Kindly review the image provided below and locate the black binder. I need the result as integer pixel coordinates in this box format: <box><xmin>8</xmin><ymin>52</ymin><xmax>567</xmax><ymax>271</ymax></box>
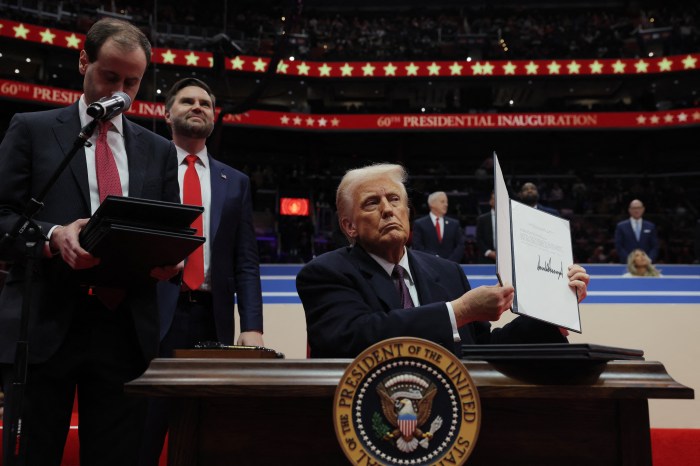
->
<box><xmin>78</xmin><ymin>195</ymin><xmax>205</xmax><ymax>286</ymax></box>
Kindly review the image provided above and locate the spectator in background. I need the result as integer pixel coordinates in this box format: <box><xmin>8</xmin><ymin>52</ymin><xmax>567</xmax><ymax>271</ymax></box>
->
<box><xmin>614</xmin><ymin>199</ymin><xmax>659</xmax><ymax>263</ymax></box>
<box><xmin>519</xmin><ymin>182</ymin><xmax>560</xmax><ymax>216</ymax></box>
<box><xmin>412</xmin><ymin>191</ymin><xmax>465</xmax><ymax>263</ymax></box>
<box><xmin>623</xmin><ymin>249</ymin><xmax>661</xmax><ymax>277</ymax></box>
<box><xmin>476</xmin><ymin>191</ymin><xmax>496</xmax><ymax>263</ymax></box>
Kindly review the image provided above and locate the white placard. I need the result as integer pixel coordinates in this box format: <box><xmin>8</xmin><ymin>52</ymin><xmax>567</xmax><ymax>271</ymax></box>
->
<box><xmin>493</xmin><ymin>153</ymin><xmax>513</xmax><ymax>287</ymax></box>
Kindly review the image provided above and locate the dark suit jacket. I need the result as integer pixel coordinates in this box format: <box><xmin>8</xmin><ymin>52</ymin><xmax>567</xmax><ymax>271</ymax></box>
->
<box><xmin>157</xmin><ymin>154</ymin><xmax>263</xmax><ymax>344</ymax></box>
<box><xmin>296</xmin><ymin>246</ymin><xmax>565</xmax><ymax>358</ymax></box>
<box><xmin>535</xmin><ymin>203</ymin><xmax>560</xmax><ymax>217</ymax></box>
<box><xmin>0</xmin><ymin>102</ymin><xmax>179</xmax><ymax>364</ymax></box>
<box><xmin>411</xmin><ymin>215</ymin><xmax>465</xmax><ymax>262</ymax></box>
<box><xmin>475</xmin><ymin>211</ymin><xmax>495</xmax><ymax>263</ymax></box>
<box><xmin>615</xmin><ymin>218</ymin><xmax>659</xmax><ymax>263</ymax></box>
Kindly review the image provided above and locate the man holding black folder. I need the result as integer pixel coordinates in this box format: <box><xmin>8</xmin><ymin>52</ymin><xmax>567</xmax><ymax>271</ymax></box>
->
<box><xmin>0</xmin><ymin>18</ymin><xmax>181</xmax><ymax>466</ymax></box>
<box><xmin>138</xmin><ymin>78</ymin><xmax>264</xmax><ymax>466</ymax></box>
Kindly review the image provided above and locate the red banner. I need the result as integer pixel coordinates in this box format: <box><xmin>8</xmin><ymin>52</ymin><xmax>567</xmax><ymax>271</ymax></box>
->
<box><xmin>2</xmin><ymin>80</ymin><xmax>699</xmax><ymax>130</ymax></box>
<box><xmin>1</xmin><ymin>18</ymin><xmax>698</xmax><ymax>78</ymax></box>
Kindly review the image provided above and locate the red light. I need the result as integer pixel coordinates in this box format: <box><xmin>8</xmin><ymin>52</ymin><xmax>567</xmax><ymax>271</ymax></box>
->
<box><xmin>280</xmin><ymin>197</ymin><xmax>310</xmax><ymax>216</ymax></box>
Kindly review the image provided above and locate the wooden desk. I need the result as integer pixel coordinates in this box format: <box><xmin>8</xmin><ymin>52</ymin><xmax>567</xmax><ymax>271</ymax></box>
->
<box><xmin>126</xmin><ymin>359</ymin><xmax>693</xmax><ymax>466</ymax></box>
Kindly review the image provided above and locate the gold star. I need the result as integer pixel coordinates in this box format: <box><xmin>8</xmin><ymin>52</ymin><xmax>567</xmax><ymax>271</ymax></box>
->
<box><xmin>340</xmin><ymin>63</ymin><xmax>354</xmax><ymax>76</ymax></box>
<box><xmin>567</xmin><ymin>61</ymin><xmax>581</xmax><ymax>74</ymax></box>
<box><xmin>589</xmin><ymin>61</ymin><xmax>604</xmax><ymax>74</ymax></box>
<box><xmin>318</xmin><ymin>118</ymin><xmax>328</xmax><ymax>127</ymax></box>
<box><xmin>612</xmin><ymin>60</ymin><xmax>626</xmax><ymax>73</ymax></box>
<box><xmin>650</xmin><ymin>115</ymin><xmax>660</xmax><ymax>124</ymax></box>
<box><xmin>297</xmin><ymin>61</ymin><xmax>310</xmax><ymax>75</ymax></box>
<box><xmin>449</xmin><ymin>62</ymin><xmax>463</xmax><ymax>75</ymax></box>
<box><xmin>230</xmin><ymin>56</ymin><xmax>245</xmax><ymax>70</ymax></box>
<box><xmin>682</xmin><ymin>55</ymin><xmax>697</xmax><ymax>69</ymax></box>
<box><xmin>383</xmin><ymin>63</ymin><xmax>397</xmax><ymax>76</ymax></box>
<box><xmin>502</xmin><ymin>61</ymin><xmax>516</xmax><ymax>75</ymax></box>
<box><xmin>547</xmin><ymin>61</ymin><xmax>561</xmax><ymax>74</ymax></box>
<box><xmin>39</xmin><ymin>28</ymin><xmax>56</xmax><ymax>44</ymax></box>
<box><xmin>276</xmin><ymin>61</ymin><xmax>289</xmax><ymax>73</ymax></box>
<box><xmin>13</xmin><ymin>23</ymin><xmax>29</xmax><ymax>39</ymax></box>
<box><xmin>636</xmin><ymin>115</ymin><xmax>647</xmax><ymax>124</ymax></box>
<box><xmin>305</xmin><ymin>117</ymin><xmax>315</xmax><ymax>126</ymax></box>
<box><xmin>161</xmin><ymin>49</ymin><xmax>176</xmax><ymax>64</ymax></box>
<box><xmin>318</xmin><ymin>63</ymin><xmax>332</xmax><ymax>76</ymax></box>
<box><xmin>677</xmin><ymin>112</ymin><xmax>688</xmax><ymax>122</ymax></box>
<box><xmin>207</xmin><ymin>56</ymin><xmax>213</xmax><ymax>68</ymax></box>
<box><xmin>525</xmin><ymin>61</ymin><xmax>539</xmax><ymax>75</ymax></box>
<box><xmin>663</xmin><ymin>114</ymin><xmax>674</xmax><ymax>123</ymax></box>
<box><xmin>331</xmin><ymin>118</ymin><xmax>340</xmax><ymax>127</ymax></box>
<box><xmin>692</xmin><ymin>112</ymin><xmax>700</xmax><ymax>121</ymax></box>
<box><xmin>482</xmin><ymin>62</ymin><xmax>494</xmax><ymax>75</ymax></box>
<box><xmin>471</xmin><ymin>62</ymin><xmax>483</xmax><ymax>75</ymax></box>
<box><xmin>658</xmin><ymin>58</ymin><xmax>673</xmax><ymax>72</ymax></box>
<box><xmin>280</xmin><ymin>115</ymin><xmax>290</xmax><ymax>125</ymax></box>
<box><xmin>185</xmin><ymin>52</ymin><xmax>200</xmax><ymax>66</ymax></box>
<box><xmin>427</xmin><ymin>62</ymin><xmax>441</xmax><ymax>76</ymax></box>
<box><xmin>253</xmin><ymin>58</ymin><xmax>267</xmax><ymax>72</ymax></box>
<box><xmin>361</xmin><ymin>62</ymin><xmax>376</xmax><ymax>76</ymax></box>
<box><xmin>405</xmin><ymin>62</ymin><xmax>419</xmax><ymax>76</ymax></box>
<box><xmin>634</xmin><ymin>60</ymin><xmax>649</xmax><ymax>73</ymax></box>
<box><xmin>65</xmin><ymin>33</ymin><xmax>81</xmax><ymax>49</ymax></box>
<box><xmin>292</xmin><ymin>116</ymin><xmax>302</xmax><ymax>125</ymax></box>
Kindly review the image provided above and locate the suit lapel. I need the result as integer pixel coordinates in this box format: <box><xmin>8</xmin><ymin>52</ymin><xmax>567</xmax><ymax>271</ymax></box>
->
<box><xmin>407</xmin><ymin>251</ymin><xmax>442</xmax><ymax>305</ymax></box>
<box><xmin>124</xmin><ymin>119</ymin><xmax>147</xmax><ymax>198</ymax></box>
<box><xmin>208</xmin><ymin>155</ymin><xmax>225</xmax><ymax>242</ymax></box>
<box><xmin>54</xmin><ymin>103</ymin><xmax>90</xmax><ymax>211</ymax></box>
<box><xmin>349</xmin><ymin>246</ymin><xmax>402</xmax><ymax>311</ymax></box>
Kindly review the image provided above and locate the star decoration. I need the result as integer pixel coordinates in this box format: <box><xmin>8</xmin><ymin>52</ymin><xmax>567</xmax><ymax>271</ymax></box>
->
<box><xmin>296</xmin><ymin>61</ymin><xmax>310</xmax><ymax>75</ymax></box>
<box><xmin>482</xmin><ymin>61</ymin><xmax>494</xmax><ymax>74</ymax></box>
<box><xmin>692</xmin><ymin>112</ymin><xmax>700</xmax><ymax>121</ymax></box>
<box><xmin>502</xmin><ymin>61</ymin><xmax>516</xmax><ymax>75</ymax></box>
<box><xmin>612</xmin><ymin>60</ymin><xmax>626</xmax><ymax>73</ymax></box>
<box><xmin>636</xmin><ymin>115</ymin><xmax>647</xmax><ymax>124</ymax></box>
<box><xmin>567</xmin><ymin>61</ymin><xmax>581</xmax><ymax>74</ymax></box>
<box><xmin>207</xmin><ymin>56</ymin><xmax>213</xmax><ymax>68</ymax></box>
<box><xmin>185</xmin><ymin>52</ymin><xmax>200</xmax><ymax>66</ymax></box>
<box><xmin>547</xmin><ymin>61</ymin><xmax>562</xmax><ymax>74</ymax></box>
<box><xmin>253</xmin><ymin>58</ymin><xmax>267</xmax><ymax>72</ymax></box>
<box><xmin>65</xmin><ymin>33</ymin><xmax>81</xmax><ymax>49</ymax></box>
<box><xmin>677</xmin><ymin>112</ymin><xmax>688</xmax><ymax>122</ymax></box>
<box><xmin>589</xmin><ymin>61</ymin><xmax>604</xmax><ymax>74</ymax></box>
<box><xmin>292</xmin><ymin>116</ymin><xmax>302</xmax><ymax>125</ymax></box>
<box><xmin>650</xmin><ymin>115</ymin><xmax>660</xmax><ymax>124</ymax></box>
<box><xmin>383</xmin><ymin>63</ymin><xmax>397</xmax><ymax>76</ymax></box>
<box><xmin>658</xmin><ymin>58</ymin><xmax>673</xmax><ymax>72</ymax></box>
<box><xmin>318</xmin><ymin>117</ymin><xmax>328</xmax><ymax>127</ymax></box>
<box><xmin>230</xmin><ymin>56</ymin><xmax>245</xmax><ymax>70</ymax></box>
<box><xmin>13</xmin><ymin>23</ymin><xmax>29</xmax><ymax>39</ymax></box>
<box><xmin>276</xmin><ymin>61</ymin><xmax>289</xmax><ymax>73</ymax></box>
<box><xmin>340</xmin><ymin>63</ymin><xmax>354</xmax><ymax>76</ymax></box>
<box><xmin>318</xmin><ymin>63</ymin><xmax>332</xmax><ymax>76</ymax></box>
<box><xmin>159</xmin><ymin>50</ymin><xmax>177</xmax><ymax>64</ymax></box>
<box><xmin>682</xmin><ymin>55</ymin><xmax>697</xmax><ymax>69</ymax></box>
<box><xmin>525</xmin><ymin>61</ymin><xmax>539</xmax><ymax>74</ymax></box>
<box><xmin>427</xmin><ymin>62</ymin><xmax>441</xmax><ymax>75</ymax></box>
<box><xmin>305</xmin><ymin>117</ymin><xmax>315</xmax><ymax>126</ymax></box>
<box><xmin>471</xmin><ymin>62</ymin><xmax>483</xmax><ymax>75</ymax></box>
<box><xmin>663</xmin><ymin>114</ymin><xmax>674</xmax><ymax>123</ymax></box>
<box><xmin>362</xmin><ymin>62</ymin><xmax>376</xmax><ymax>76</ymax></box>
<box><xmin>405</xmin><ymin>62</ymin><xmax>419</xmax><ymax>76</ymax></box>
<box><xmin>449</xmin><ymin>62</ymin><xmax>463</xmax><ymax>75</ymax></box>
<box><xmin>39</xmin><ymin>28</ymin><xmax>56</xmax><ymax>44</ymax></box>
<box><xmin>634</xmin><ymin>60</ymin><xmax>649</xmax><ymax>73</ymax></box>
<box><xmin>331</xmin><ymin>118</ymin><xmax>340</xmax><ymax>126</ymax></box>
<box><xmin>280</xmin><ymin>115</ymin><xmax>290</xmax><ymax>124</ymax></box>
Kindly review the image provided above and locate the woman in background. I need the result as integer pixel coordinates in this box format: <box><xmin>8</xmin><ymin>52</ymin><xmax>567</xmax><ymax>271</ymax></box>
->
<box><xmin>624</xmin><ymin>249</ymin><xmax>661</xmax><ymax>277</ymax></box>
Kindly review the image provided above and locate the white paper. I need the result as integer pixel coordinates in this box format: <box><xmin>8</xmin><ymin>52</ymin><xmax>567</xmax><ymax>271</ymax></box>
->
<box><xmin>510</xmin><ymin>200</ymin><xmax>581</xmax><ymax>332</ymax></box>
<box><xmin>493</xmin><ymin>153</ymin><xmax>513</xmax><ymax>287</ymax></box>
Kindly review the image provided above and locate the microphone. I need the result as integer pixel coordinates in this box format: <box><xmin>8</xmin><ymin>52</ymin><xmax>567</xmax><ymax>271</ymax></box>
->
<box><xmin>86</xmin><ymin>92</ymin><xmax>132</xmax><ymax>120</ymax></box>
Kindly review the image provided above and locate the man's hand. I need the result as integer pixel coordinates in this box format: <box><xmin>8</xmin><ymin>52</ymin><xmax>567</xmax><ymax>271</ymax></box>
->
<box><xmin>237</xmin><ymin>331</ymin><xmax>264</xmax><ymax>347</ymax></box>
<box><xmin>451</xmin><ymin>284</ymin><xmax>514</xmax><ymax>327</ymax></box>
<box><xmin>150</xmin><ymin>260</ymin><xmax>184</xmax><ymax>281</ymax></box>
<box><xmin>486</xmin><ymin>250</ymin><xmax>496</xmax><ymax>260</ymax></box>
<box><xmin>50</xmin><ymin>219</ymin><xmax>100</xmax><ymax>269</ymax></box>
<box><xmin>567</xmin><ymin>264</ymin><xmax>590</xmax><ymax>302</ymax></box>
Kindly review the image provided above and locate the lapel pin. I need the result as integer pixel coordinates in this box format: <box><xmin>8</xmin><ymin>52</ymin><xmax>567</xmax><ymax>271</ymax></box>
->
<box><xmin>220</xmin><ymin>172</ymin><xmax>227</xmax><ymax>179</ymax></box>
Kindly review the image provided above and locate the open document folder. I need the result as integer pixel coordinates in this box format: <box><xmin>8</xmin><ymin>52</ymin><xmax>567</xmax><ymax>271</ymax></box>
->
<box><xmin>493</xmin><ymin>153</ymin><xmax>581</xmax><ymax>332</ymax></box>
<box><xmin>78</xmin><ymin>195</ymin><xmax>205</xmax><ymax>286</ymax></box>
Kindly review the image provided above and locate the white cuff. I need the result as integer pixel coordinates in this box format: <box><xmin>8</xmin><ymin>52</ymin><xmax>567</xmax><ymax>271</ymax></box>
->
<box><xmin>445</xmin><ymin>302</ymin><xmax>461</xmax><ymax>343</ymax></box>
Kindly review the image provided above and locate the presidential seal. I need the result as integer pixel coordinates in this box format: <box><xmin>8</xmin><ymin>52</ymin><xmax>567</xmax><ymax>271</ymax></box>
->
<box><xmin>334</xmin><ymin>338</ymin><xmax>481</xmax><ymax>466</ymax></box>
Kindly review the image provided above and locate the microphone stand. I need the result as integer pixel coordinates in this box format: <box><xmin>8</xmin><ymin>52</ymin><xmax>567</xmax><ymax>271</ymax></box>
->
<box><xmin>2</xmin><ymin>119</ymin><xmax>99</xmax><ymax>466</ymax></box>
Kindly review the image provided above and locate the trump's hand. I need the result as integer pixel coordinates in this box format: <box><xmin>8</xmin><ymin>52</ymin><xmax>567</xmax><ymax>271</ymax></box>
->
<box><xmin>567</xmin><ymin>264</ymin><xmax>590</xmax><ymax>302</ymax></box>
<box><xmin>451</xmin><ymin>284</ymin><xmax>514</xmax><ymax>327</ymax></box>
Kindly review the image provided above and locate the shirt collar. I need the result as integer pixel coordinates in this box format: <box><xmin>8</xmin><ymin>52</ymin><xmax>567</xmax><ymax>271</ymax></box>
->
<box><xmin>175</xmin><ymin>145</ymin><xmax>209</xmax><ymax>169</ymax></box>
<box><xmin>79</xmin><ymin>94</ymin><xmax>124</xmax><ymax>136</ymax></box>
<box><xmin>429</xmin><ymin>212</ymin><xmax>440</xmax><ymax>223</ymax></box>
<box><xmin>367</xmin><ymin>247</ymin><xmax>414</xmax><ymax>285</ymax></box>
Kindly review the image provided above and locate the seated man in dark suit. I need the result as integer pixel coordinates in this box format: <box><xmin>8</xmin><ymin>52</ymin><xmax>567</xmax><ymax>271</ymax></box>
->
<box><xmin>296</xmin><ymin>164</ymin><xmax>589</xmax><ymax>358</ymax></box>
<box><xmin>412</xmin><ymin>191</ymin><xmax>465</xmax><ymax>262</ymax></box>
<box><xmin>519</xmin><ymin>182</ymin><xmax>560</xmax><ymax>216</ymax></box>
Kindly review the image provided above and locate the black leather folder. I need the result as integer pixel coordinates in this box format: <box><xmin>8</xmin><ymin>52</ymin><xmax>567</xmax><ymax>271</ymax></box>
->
<box><xmin>461</xmin><ymin>343</ymin><xmax>644</xmax><ymax>362</ymax></box>
<box><xmin>78</xmin><ymin>196</ymin><xmax>205</xmax><ymax>286</ymax></box>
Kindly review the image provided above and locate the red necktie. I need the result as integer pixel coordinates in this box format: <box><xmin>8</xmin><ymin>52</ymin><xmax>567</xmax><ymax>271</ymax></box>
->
<box><xmin>435</xmin><ymin>217</ymin><xmax>442</xmax><ymax>243</ymax></box>
<box><xmin>95</xmin><ymin>121</ymin><xmax>122</xmax><ymax>203</ymax></box>
<box><xmin>182</xmin><ymin>155</ymin><xmax>204</xmax><ymax>291</ymax></box>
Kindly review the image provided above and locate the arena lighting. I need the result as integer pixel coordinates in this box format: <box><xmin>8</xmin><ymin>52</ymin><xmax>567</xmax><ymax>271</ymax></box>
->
<box><xmin>280</xmin><ymin>197</ymin><xmax>310</xmax><ymax>216</ymax></box>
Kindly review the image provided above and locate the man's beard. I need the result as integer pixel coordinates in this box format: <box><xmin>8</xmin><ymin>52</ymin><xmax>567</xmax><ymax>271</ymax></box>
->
<box><xmin>521</xmin><ymin>194</ymin><xmax>538</xmax><ymax>206</ymax></box>
<box><xmin>172</xmin><ymin>116</ymin><xmax>213</xmax><ymax>139</ymax></box>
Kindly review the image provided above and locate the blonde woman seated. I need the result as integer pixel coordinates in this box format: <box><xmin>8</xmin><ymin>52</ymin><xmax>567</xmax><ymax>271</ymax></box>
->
<box><xmin>623</xmin><ymin>249</ymin><xmax>661</xmax><ymax>277</ymax></box>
